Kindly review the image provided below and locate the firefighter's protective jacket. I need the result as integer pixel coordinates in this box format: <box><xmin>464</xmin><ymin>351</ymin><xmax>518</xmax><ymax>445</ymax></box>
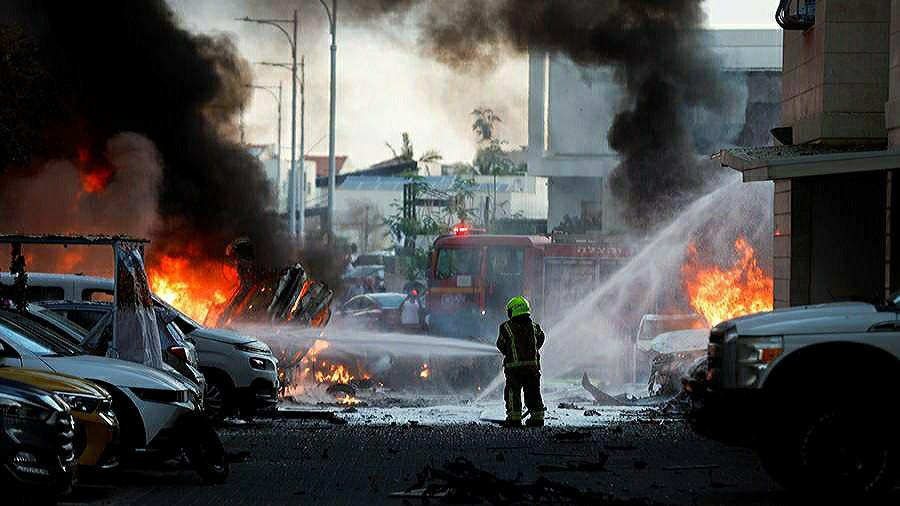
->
<box><xmin>496</xmin><ymin>315</ymin><xmax>545</xmax><ymax>369</ymax></box>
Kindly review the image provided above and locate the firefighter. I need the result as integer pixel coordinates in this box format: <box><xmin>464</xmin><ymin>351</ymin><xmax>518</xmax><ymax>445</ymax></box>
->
<box><xmin>497</xmin><ymin>296</ymin><xmax>546</xmax><ymax>427</ymax></box>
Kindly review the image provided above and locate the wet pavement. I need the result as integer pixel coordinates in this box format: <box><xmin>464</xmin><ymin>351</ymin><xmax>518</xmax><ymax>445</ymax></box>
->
<box><xmin>60</xmin><ymin>404</ymin><xmax>823</xmax><ymax>506</ymax></box>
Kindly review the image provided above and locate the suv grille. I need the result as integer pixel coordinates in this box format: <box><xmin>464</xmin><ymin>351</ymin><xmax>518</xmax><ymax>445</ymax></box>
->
<box><xmin>57</xmin><ymin>413</ymin><xmax>76</xmax><ymax>465</ymax></box>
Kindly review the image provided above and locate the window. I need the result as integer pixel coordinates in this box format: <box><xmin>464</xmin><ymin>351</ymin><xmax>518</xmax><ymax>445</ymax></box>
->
<box><xmin>59</xmin><ymin>309</ymin><xmax>107</xmax><ymax>332</ymax></box>
<box><xmin>83</xmin><ymin>289</ymin><xmax>114</xmax><ymax>302</ymax></box>
<box><xmin>436</xmin><ymin>248</ymin><xmax>480</xmax><ymax>280</ymax></box>
<box><xmin>25</xmin><ymin>285</ymin><xmax>64</xmax><ymax>301</ymax></box>
<box><xmin>487</xmin><ymin>248</ymin><xmax>524</xmax><ymax>277</ymax></box>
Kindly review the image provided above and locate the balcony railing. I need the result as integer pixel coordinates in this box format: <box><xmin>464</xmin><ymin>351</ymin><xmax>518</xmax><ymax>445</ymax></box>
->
<box><xmin>776</xmin><ymin>0</ymin><xmax>816</xmax><ymax>30</ymax></box>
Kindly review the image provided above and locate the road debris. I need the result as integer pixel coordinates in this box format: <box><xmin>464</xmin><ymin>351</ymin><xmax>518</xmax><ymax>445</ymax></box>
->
<box><xmin>581</xmin><ymin>372</ymin><xmax>624</xmax><ymax>406</ymax></box>
<box><xmin>391</xmin><ymin>457</ymin><xmax>655</xmax><ymax>504</ymax></box>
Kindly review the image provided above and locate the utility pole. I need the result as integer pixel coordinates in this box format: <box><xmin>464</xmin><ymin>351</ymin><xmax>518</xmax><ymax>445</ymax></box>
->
<box><xmin>298</xmin><ymin>56</ymin><xmax>306</xmax><ymax>241</ymax></box>
<box><xmin>237</xmin><ymin>11</ymin><xmax>299</xmax><ymax>237</ymax></box>
<box><xmin>320</xmin><ymin>0</ymin><xmax>338</xmax><ymax>239</ymax></box>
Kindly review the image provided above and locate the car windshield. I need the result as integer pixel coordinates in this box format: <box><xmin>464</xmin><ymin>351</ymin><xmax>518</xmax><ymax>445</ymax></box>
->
<box><xmin>152</xmin><ymin>295</ymin><xmax>201</xmax><ymax>334</ymax></box>
<box><xmin>28</xmin><ymin>305</ymin><xmax>89</xmax><ymax>342</ymax></box>
<box><xmin>370</xmin><ymin>293</ymin><xmax>405</xmax><ymax>309</ymax></box>
<box><xmin>0</xmin><ymin>311</ymin><xmax>82</xmax><ymax>357</ymax></box>
<box><xmin>435</xmin><ymin>248</ymin><xmax>480</xmax><ymax>279</ymax></box>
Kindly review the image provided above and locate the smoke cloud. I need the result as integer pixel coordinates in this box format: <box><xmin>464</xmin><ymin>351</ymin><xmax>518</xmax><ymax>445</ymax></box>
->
<box><xmin>0</xmin><ymin>1</ymin><xmax>293</xmax><ymax>270</ymax></box>
<box><xmin>342</xmin><ymin>0</ymin><xmax>729</xmax><ymax>228</ymax></box>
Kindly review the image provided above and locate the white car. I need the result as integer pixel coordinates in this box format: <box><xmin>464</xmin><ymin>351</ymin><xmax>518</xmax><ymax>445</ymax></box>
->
<box><xmin>6</xmin><ymin>272</ymin><xmax>279</xmax><ymax>417</ymax></box>
<box><xmin>689</xmin><ymin>300</ymin><xmax>900</xmax><ymax>495</ymax></box>
<box><xmin>0</xmin><ymin>308</ymin><xmax>197</xmax><ymax>450</ymax></box>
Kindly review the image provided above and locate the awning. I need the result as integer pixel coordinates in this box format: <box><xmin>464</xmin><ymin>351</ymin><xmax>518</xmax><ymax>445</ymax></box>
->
<box><xmin>714</xmin><ymin>145</ymin><xmax>900</xmax><ymax>182</ymax></box>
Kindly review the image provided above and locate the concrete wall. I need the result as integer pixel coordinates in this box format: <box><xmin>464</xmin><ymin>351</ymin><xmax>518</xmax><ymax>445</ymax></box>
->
<box><xmin>888</xmin><ymin>0</ymin><xmax>900</xmax><ymax>145</ymax></box>
<box><xmin>529</xmin><ymin>30</ymin><xmax>782</xmax><ymax>233</ymax></box>
<box><xmin>784</xmin><ymin>171</ymin><xmax>887</xmax><ymax>305</ymax></box>
<box><xmin>782</xmin><ymin>0</ymin><xmax>891</xmax><ymax>144</ymax></box>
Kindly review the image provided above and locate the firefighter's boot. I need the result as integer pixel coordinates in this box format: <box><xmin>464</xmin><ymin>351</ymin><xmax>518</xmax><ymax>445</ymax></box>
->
<box><xmin>525</xmin><ymin>410</ymin><xmax>545</xmax><ymax>427</ymax></box>
<box><xmin>500</xmin><ymin>419</ymin><xmax>522</xmax><ymax>428</ymax></box>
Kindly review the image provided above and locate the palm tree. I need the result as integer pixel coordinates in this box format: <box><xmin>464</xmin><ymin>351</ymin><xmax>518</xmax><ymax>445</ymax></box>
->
<box><xmin>471</xmin><ymin>108</ymin><xmax>502</xmax><ymax>142</ymax></box>
<box><xmin>385</xmin><ymin>132</ymin><xmax>443</xmax><ymax>173</ymax></box>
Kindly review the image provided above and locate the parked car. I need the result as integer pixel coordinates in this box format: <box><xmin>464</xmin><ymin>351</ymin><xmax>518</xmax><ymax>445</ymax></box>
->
<box><xmin>0</xmin><ymin>309</ymin><xmax>228</xmax><ymax>483</ymax></box>
<box><xmin>686</xmin><ymin>300</ymin><xmax>900</xmax><ymax>495</ymax></box>
<box><xmin>336</xmin><ymin>292</ymin><xmax>406</xmax><ymax>330</ymax></box>
<box><xmin>0</xmin><ymin>368</ymin><xmax>117</xmax><ymax>470</ymax></box>
<box><xmin>14</xmin><ymin>273</ymin><xmax>278</xmax><ymax>418</ymax></box>
<box><xmin>25</xmin><ymin>302</ymin><xmax>207</xmax><ymax>405</ymax></box>
<box><xmin>0</xmin><ymin>375</ymin><xmax>76</xmax><ymax>502</ymax></box>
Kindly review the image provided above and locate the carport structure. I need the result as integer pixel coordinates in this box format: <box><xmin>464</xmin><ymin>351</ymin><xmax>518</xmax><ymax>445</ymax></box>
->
<box><xmin>0</xmin><ymin>234</ymin><xmax>163</xmax><ymax>368</ymax></box>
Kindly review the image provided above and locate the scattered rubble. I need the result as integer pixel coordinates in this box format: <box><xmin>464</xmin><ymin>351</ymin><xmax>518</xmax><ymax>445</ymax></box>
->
<box><xmin>392</xmin><ymin>458</ymin><xmax>659</xmax><ymax>504</ymax></box>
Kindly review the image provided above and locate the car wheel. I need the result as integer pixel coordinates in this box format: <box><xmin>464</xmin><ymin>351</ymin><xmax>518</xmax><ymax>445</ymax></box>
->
<box><xmin>799</xmin><ymin>409</ymin><xmax>896</xmax><ymax>495</ymax></box>
<box><xmin>203</xmin><ymin>372</ymin><xmax>234</xmax><ymax>419</ymax></box>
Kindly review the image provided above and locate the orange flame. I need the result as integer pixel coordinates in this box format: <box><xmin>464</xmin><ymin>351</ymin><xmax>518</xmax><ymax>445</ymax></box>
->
<box><xmin>280</xmin><ymin>339</ymin><xmax>370</xmax><ymax>398</ymax></box>
<box><xmin>419</xmin><ymin>363</ymin><xmax>430</xmax><ymax>379</ymax></box>
<box><xmin>147</xmin><ymin>254</ymin><xmax>238</xmax><ymax>323</ymax></box>
<box><xmin>682</xmin><ymin>237</ymin><xmax>773</xmax><ymax>327</ymax></box>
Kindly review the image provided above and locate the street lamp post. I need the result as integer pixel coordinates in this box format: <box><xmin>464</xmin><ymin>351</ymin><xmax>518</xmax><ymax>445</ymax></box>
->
<box><xmin>245</xmin><ymin>83</ymin><xmax>282</xmax><ymax>210</ymax></box>
<box><xmin>256</xmin><ymin>61</ymin><xmax>305</xmax><ymax>240</ymax></box>
<box><xmin>236</xmin><ymin>11</ymin><xmax>300</xmax><ymax>238</ymax></box>
<box><xmin>319</xmin><ymin>0</ymin><xmax>337</xmax><ymax>239</ymax></box>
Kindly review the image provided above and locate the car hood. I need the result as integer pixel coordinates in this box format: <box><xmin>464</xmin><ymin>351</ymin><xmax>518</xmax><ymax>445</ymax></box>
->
<box><xmin>728</xmin><ymin>302</ymin><xmax>894</xmax><ymax>336</ymax></box>
<box><xmin>643</xmin><ymin>329</ymin><xmax>709</xmax><ymax>354</ymax></box>
<box><xmin>40</xmin><ymin>355</ymin><xmax>190</xmax><ymax>391</ymax></box>
<box><xmin>0</xmin><ymin>368</ymin><xmax>110</xmax><ymax>398</ymax></box>
<box><xmin>191</xmin><ymin>326</ymin><xmax>257</xmax><ymax>346</ymax></box>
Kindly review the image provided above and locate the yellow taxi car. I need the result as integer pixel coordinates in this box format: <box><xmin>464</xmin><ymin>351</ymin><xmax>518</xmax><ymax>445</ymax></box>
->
<box><xmin>0</xmin><ymin>368</ymin><xmax>118</xmax><ymax>468</ymax></box>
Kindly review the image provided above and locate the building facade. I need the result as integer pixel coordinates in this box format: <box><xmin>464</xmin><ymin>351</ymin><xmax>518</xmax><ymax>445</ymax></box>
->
<box><xmin>720</xmin><ymin>0</ymin><xmax>900</xmax><ymax>308</ymax></box>
<box><xmin>528</xmin><ymin>29</ymin><xmax>784</xmax><ymax>232</ymax></box>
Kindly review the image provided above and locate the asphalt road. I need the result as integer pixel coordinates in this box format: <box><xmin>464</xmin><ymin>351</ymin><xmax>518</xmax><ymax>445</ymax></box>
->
<box><xmin>56</xmin><ymin>411</ymin><xmax>841</xmax><ymax>506</ymax></box>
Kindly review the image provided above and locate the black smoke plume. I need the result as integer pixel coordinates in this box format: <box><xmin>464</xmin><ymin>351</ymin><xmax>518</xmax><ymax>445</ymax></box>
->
<box><xmin>0</xmin><ymin>0</ymin><xmax>293</xmax><ymax>270</ymax></box>
<box><xmin>342</xmin><ymin>0</ymin><xmax>729</xmax><ymax>229</ymax></box>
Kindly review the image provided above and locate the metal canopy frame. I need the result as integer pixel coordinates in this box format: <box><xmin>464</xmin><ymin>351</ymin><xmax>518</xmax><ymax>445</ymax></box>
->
<box><xmin>0</xmin><ymin>233</ymin><xmax>150</xmax><ymax>359</ymax></box>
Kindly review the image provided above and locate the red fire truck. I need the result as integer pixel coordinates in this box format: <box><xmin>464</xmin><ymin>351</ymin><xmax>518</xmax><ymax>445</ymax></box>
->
<box><xmin>426</xmin><ymin>228</ymin><xmax>633</xmax><ymax>338</ymax></box>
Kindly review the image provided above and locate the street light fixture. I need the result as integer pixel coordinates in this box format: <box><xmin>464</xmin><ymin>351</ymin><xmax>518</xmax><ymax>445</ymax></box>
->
<box><xmin>236</xmin><ymin>11</ymin><xmax>301</xmax><ymax>239</ymax></box>
<box><xmin>244</xmin><ymin>83</ymin><xmax>283</xmax><ymax>211</ymax></box>
<box><xmin>256</xmin><ymin>60</ymin><xmax>306</xmax><ymax>239</ymax></box>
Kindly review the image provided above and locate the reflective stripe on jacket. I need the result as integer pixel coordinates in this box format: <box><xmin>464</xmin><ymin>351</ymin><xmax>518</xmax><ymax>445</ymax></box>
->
<box><xmin>496</xmin><ymin>316</ymin><xmax>545</xmax><ymax>369</ymax></box>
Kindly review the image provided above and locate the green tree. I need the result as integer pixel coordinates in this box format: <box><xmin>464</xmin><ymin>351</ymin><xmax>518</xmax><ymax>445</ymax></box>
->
<box><xmin>470</xmin><ymin>109</ymin><xmax>525</xmax><ymax>176</ymax></box>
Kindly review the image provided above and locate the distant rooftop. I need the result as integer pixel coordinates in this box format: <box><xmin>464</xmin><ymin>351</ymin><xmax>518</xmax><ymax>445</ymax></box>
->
<box><xmin>338</xmin><ymin>176</ymin><xmax>512</xmax><ymax>194</ymax></box>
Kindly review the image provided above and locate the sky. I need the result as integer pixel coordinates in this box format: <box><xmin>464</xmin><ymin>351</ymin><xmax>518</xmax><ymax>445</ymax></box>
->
<box><xmin>168</xmin><ymin>0</ymin><xmax>777</xmax><ymax>171</ymax></box>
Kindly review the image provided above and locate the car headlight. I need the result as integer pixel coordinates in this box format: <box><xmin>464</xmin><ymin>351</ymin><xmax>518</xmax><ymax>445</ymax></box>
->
<box><xmin>236</xmin><ymin>340</ymin><xmax>270</xmax><ymax>354</ymax></box>
<box><xmin>249</xmin><ymin>357</ymin><xmax>275</xmax><ymax>371</ymax></box>
<box><xmin>56</xmin><ymin>392</ymin><xmax>104</xmax><ymax>414</ymax></box>
<box><xmin>736</xmin><ymin>336</ymin><xmax>783</xmax><ymax>387</ymax></box>
<box><xmin>0</xmin><ymin>398</ymin><xmax>52</xmax><ymax>423</ymax></box>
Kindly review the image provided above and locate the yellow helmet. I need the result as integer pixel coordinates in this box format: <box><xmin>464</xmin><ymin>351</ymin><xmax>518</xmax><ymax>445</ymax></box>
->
<box><xmin>506</xmin><ymin>296</ymin><xmax>531</xmax><ymax>318</ymax></box>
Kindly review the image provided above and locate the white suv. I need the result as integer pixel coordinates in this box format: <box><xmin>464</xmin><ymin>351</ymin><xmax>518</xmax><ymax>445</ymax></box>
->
<box><xmin>2</xmin><ymin>273</ymin><xmax>279</xmax><ymax>417</ymax></box>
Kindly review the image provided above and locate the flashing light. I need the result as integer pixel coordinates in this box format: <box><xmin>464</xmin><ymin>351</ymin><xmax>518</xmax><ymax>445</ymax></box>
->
<box><xmin>453</xmin><ymin>223</ymin><xmax>470</xmax><ymax>235</ymax></box>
